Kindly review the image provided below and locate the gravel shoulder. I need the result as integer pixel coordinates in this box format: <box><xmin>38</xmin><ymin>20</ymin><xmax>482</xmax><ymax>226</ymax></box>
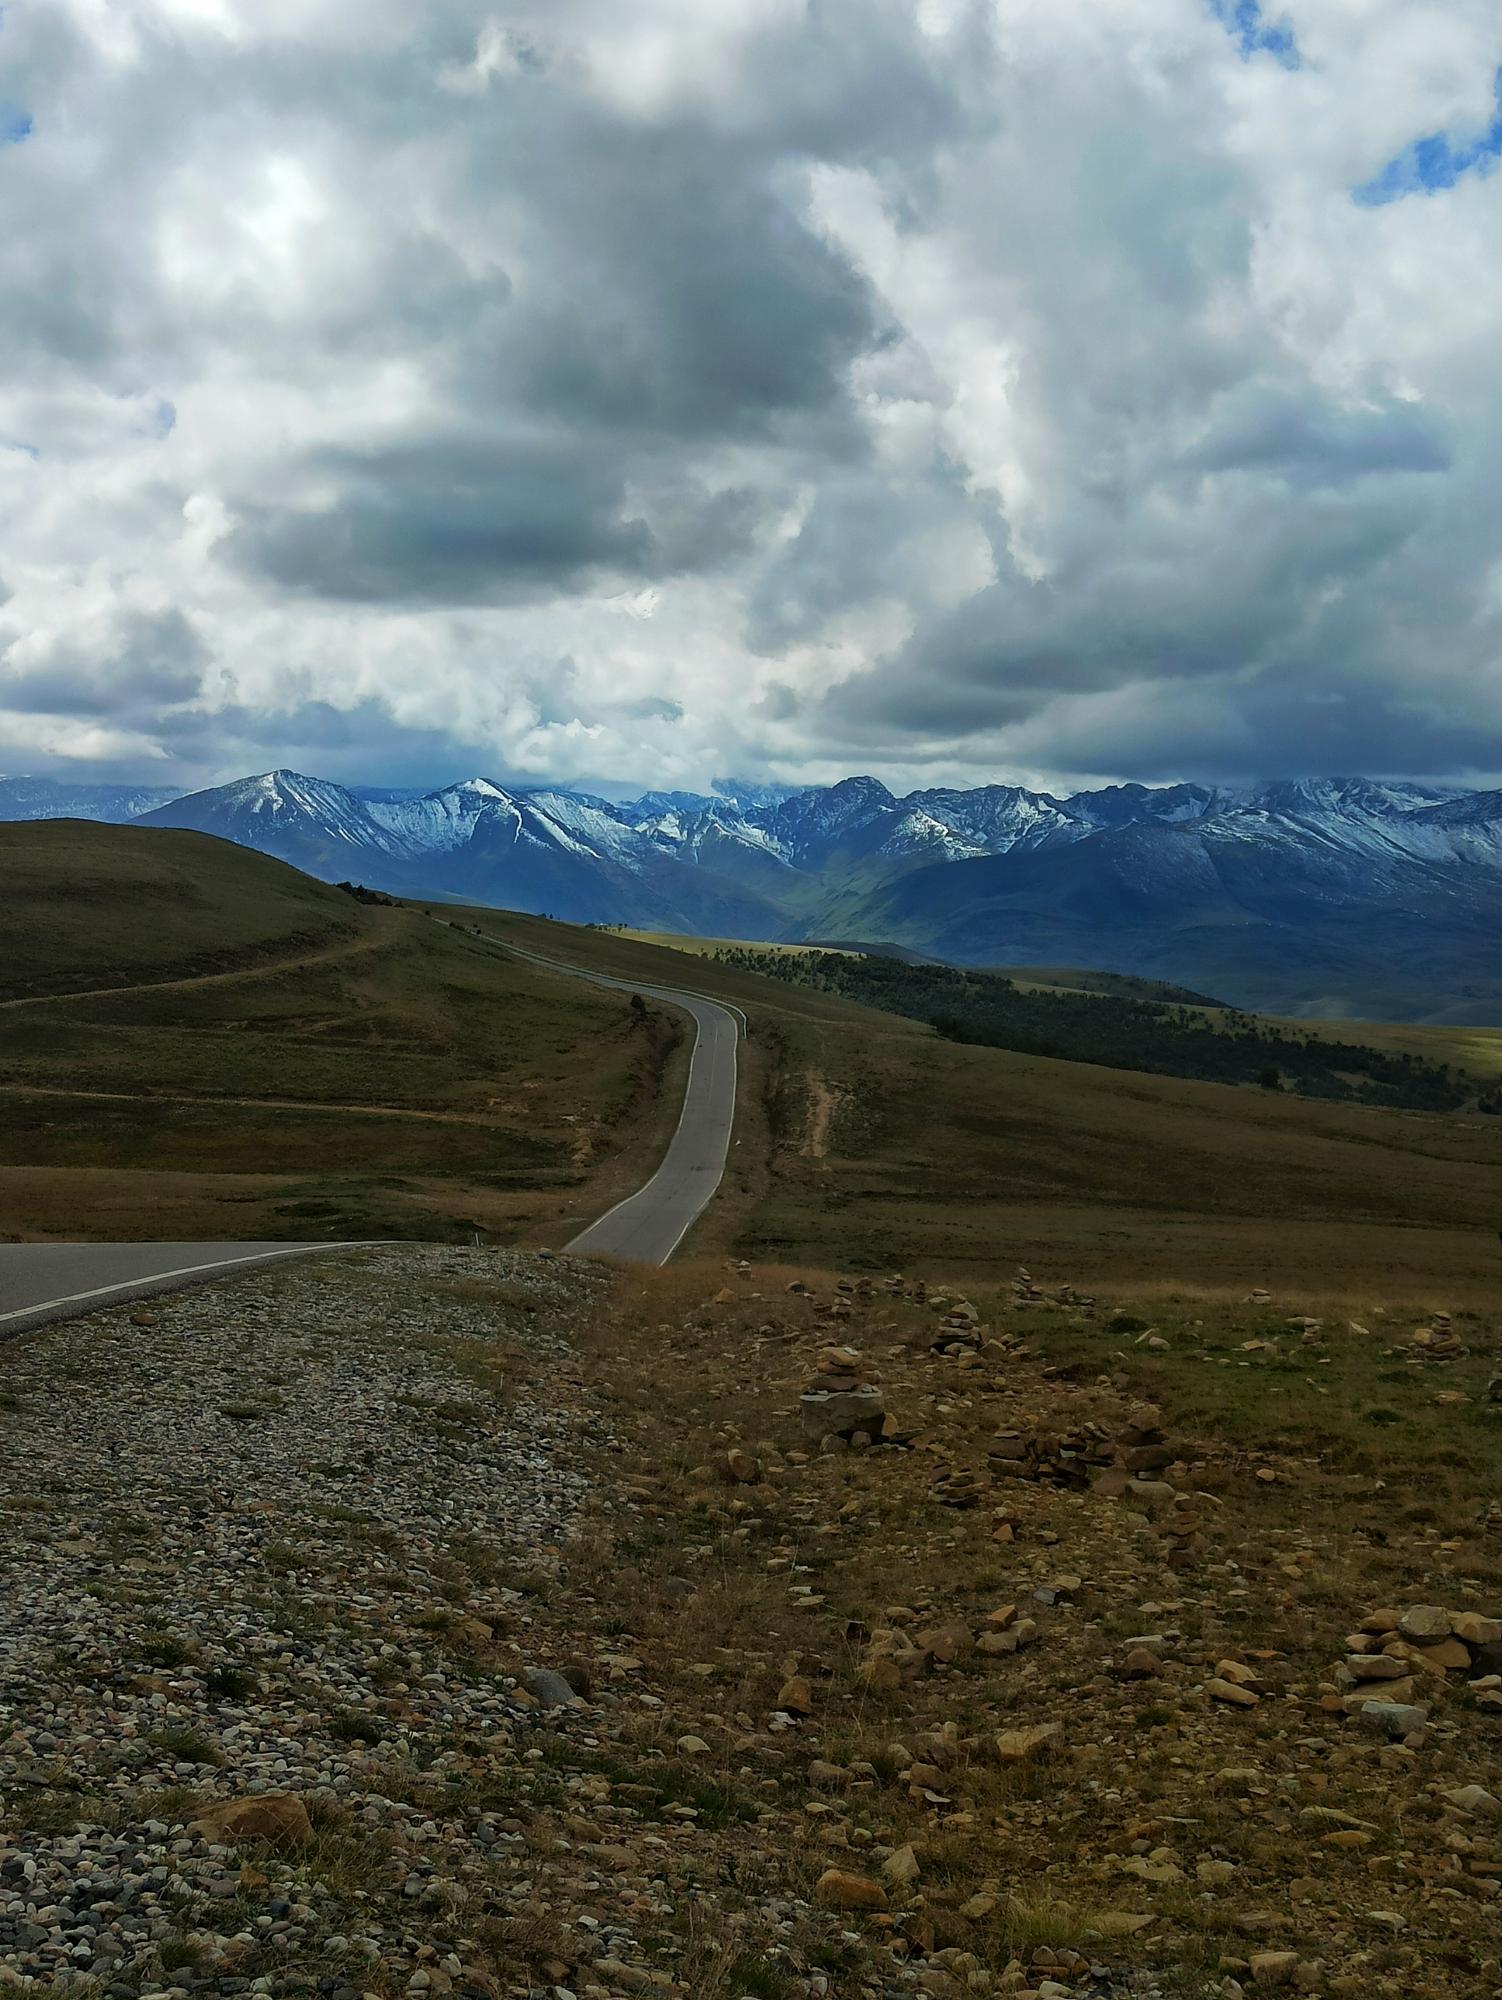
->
<box><xmin>4</xmin><ymin>1248</ymin><xmax>1500</xmax><ymax>2000</ymax></box>
<box><xmin>0</xmin><ymin>1248</ymin><xmax>606</xmax><ymax>2000</ymax></box>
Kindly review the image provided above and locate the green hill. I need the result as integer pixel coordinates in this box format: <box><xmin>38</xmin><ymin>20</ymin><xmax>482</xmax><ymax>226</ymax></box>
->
<box><xmin>0</xmin><ymin>823</ymin><xmax>689</xmax><ymax>1245</ymax></box>
<box><xmin>0</xmin><ymin>819</ymin><xmax>368</xmax><ymax>1000</ymax></box>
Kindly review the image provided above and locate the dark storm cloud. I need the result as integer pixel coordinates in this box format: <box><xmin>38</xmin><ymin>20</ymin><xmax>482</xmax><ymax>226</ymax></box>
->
<box><xmin>1188</xmin><ymin>390</ymin><xmax>1451</xmax><ymax>487</ymax></box>
<box><xmin>228</xmin><ymin>438</ymin><xmax>656</xmax><ymax>605</ymax></box>
<box><xmin>0</xmin><ymin>607</ymin><xmax>207</xmax><ymax>719</ymax></box>
<box><xmin>489</xmin><ymin>114</ymin><xmax>887</xmax><ymax>445</ymax></box>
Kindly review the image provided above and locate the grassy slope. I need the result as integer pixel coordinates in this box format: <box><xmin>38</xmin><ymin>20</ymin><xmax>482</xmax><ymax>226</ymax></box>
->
<box><xmin>468</xmin><ymin>911</ymin><xmax>1502</xmax><ymax>1300</ymax></box>
<box><xmin>0</xmin><ymin>825</ymin><xmax>690</xmax><ymax>1244</ymax></box>
<box><xmin>0</xmin><ymin>820</ymin><xmax>366</xmax><ymax>998</ymax></box>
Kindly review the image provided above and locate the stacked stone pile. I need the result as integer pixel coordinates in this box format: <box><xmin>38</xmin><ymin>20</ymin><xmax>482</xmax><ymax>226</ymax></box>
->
<box><xmin>797</xmin><ymin>1345</ymin><xmax>886</xmax><ymax>1445</ymax></box>
<box><xmin>989</xmin><ymin>1408</ymin><xmax>1177</xmax><ymax>1498</ymax></box>
<box><xmin>987</xmin><ymin>1423</ymin><xmax>1113</xmax><ymax>1490</ymax></box>
<box><xmin>1402</xmin><ymin>1312</ymin><xmax>1468</xmax><ymax>1363</ymax></box>
<box><xmin>1009</xmin><ymin>1267</ymin><xmax>1097</xmax><ymax>1316</ymax></box>
<box><xmin>929</xmin><ymin>1296</ymin><xmax>984</xmax><ymax>1357</ymax></box>
<box><xmin>1011</xmin><ymin>1268</ymin><xmax>1046</xmax><ymax>1309</ymax></box>
<box><xmin>1333</xmin><ymin>1602</ymin><xmax>1502</xmax><ymax>1740</ymax></box>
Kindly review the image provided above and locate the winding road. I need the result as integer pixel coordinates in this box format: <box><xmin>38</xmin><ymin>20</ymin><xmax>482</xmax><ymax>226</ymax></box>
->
<box><xmin>497</xmin><ymin>941</ymin><xmax>742</xmax><ymax>1264</ymax></box>
<box><xmin>0</xmin><ymin>946</ymin><xmax>741</xmax><ymax>1336</ymax></box>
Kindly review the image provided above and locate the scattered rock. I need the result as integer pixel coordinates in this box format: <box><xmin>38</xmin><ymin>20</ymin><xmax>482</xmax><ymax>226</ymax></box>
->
<box><xmin>813</xmin><ymin>1867</ymin><xmax>888</xmax><ymax>1912</ymax></box>
<box><xmin>189</xmin><ymin>1792</ymin><xmax>313</xmax><ymax>1847</ymax></box>
<box><xmin>523</xmin><ymin>1666</ymin><xmax>583</xmax><ymax>1707</ymax></box>
<box><xmin>995</xmin><ymin>1723</ymin><xmax>1064</xmax><ymax>1762</ymax></box>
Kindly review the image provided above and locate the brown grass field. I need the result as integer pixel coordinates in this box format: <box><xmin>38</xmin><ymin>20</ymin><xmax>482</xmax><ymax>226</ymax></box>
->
<box><xmin>0</xmin><ymin>824</ymin><xmax>690</xmax><ymax>1244</ymax></box>
<box><xmin>465</xmin><ymin>910</ymin><xmax>1502</xmax><ymax>1302</ymax></box>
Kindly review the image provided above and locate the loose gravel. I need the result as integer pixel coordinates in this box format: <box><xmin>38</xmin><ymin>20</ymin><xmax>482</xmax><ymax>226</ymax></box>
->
<box><xmin>0</xmin><ymin>1246</ymin><xmax>604</xmax><ymax>2000</ymax></box>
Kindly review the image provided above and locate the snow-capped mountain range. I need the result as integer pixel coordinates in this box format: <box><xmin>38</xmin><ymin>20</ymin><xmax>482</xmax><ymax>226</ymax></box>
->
<box><xmin>5</xmin><ymin>766</ymin><xmax>1502</xmax><ymax>1019</ymax></box>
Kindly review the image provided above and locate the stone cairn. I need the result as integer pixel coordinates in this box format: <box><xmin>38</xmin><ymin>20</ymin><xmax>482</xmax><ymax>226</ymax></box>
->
<box><xmin>988</xmin><ymin>1408</ymin><xmax>1172</xmax><ymax>1494</ymax></box>
<box><xmin>1401</xmin><ymin>1311</ymin><xmax>1468</xmax><ymax>1363</ymax></box>
<box><xmin>798</xmin><ymin>1345</ymin><xmax>886</xmax><ymax>1447</ymax></box>
<box><xmin>1332</xmin><ymin>1601</ymin><xmax>1502</xmax><ymax>1742</ymax></box>
<box><xmin>1010</xmin><ymin>1266</ymin><xmax>1098</xmax><ymax>1317</ymax></box>
<box><xmin>929</xmin><ymin>1298</ymin><xmax>984</xmax><ymax>1357</ymax></box>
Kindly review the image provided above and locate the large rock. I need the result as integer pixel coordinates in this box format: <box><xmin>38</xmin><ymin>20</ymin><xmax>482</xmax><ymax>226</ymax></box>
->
<box><xmin>1398</xmin><ymin>1605</ymin><xmax>1451</xmax><ymax>1641</ymax></box>
<box><xmin>995</xmin><ymin>1723</ymin><xmax>1063</xmax><ymax>1762</ymax></box>
<box><xmin>1343</xmin><ymin>1676</ymin><xmax>1419</xmax><ymax>1708</ymax></box>
<box><xmin>775</xmin><ymin>1674</ymin><xmax>813</xmax><ymax>1715</ymax></box>
<box><xmin>1207</xmin><ymin>1678</ymin><xmax>1259</xmax><ymax>1709</ymax></box>
<box><xmin>190</xmin><ymin>1793</ymin><xmax>313</xmax><ymax>1847</ymax></box>
<box><xmin>1346</xmin><ymin>1653</ymin><xmax>1408</xmax><ymax>1681</ymax></box>
<box><xmin>1443</xmin><ymin>1784</ymin><xmax>1502</xmax><ymax>1821</ymax></box>
<box><xmin>1354</xmin><ymin>1700</ymin><xmax>1428</xmax><ymax>1740</ymax></box>
<box><xmin>799</xmin><ymin>1385</ymin><xmax>884</xmax><ymax>1442</ymax></box>
<box><xmin>522</xmin><ymin>1667</ymin><xmax>582</xmax><ymax>1707</ymax></box>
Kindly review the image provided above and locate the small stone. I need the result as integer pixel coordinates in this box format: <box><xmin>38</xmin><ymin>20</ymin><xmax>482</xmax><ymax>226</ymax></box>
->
<box><xmin>1208</xmin><ymin>1678</ymin><xmax>1259</xmax><ymax>1708</ymax></box>
<box><xmin>776</xmin><ymin>1674</ymin><xmax>813</xmax><ymax>1715</ymax></box>
<box><xmin>882</xmin><ymin>1843</ymin><xmax>921</xmax><ymax>1886</ymax></box>
<box><xmin>1397</xmin><ymin>1605</ymin><xmax>1452</xmax><ymax>1641</ymax></box>
<box><xmin>813</xmin><ymin>1867</ymin><xmax>888</xmax><ymax>1912</ymax></box>
<box><xmin>676</xmin><ymin>1735</ymin><xmax>711</xmax><ymax>1757</ymax></box>
<box><xmin>995</xmin><ymin>1723</ymin><xmax>1063</xmax><ymax>1762</ymax></box>
<box><xmin>1451</xmin><ymin>1613</ymin><xmax>1502</xmax><ymax>1646</ymax></box>
<box><xmin>189</xmin><ymin>1795</ymin><xmax>313</xmax><ymax>1848</ymax></box>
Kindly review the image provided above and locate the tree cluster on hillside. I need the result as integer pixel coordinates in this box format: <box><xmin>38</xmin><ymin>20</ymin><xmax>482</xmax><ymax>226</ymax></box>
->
<box><xmin>713</xmin><ymin>948</ymin><xmax>1497</xmax><ymax>1113</ymax></box>
<box><xmin>337</xmin><ymin>881</ymin><xmax>397</xmax><ymax>906</ymax></box>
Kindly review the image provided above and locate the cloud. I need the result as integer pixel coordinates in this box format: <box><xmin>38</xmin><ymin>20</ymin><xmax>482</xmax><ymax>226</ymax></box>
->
<box><xmin>1355</xmin><ymin>65</ymin><xmax>1502</xmax><ymax>204</ymax></box>
<box><xmin>1211</xmin><ymin>1</ymin><xmax>1298</xmax><ymax>67</ymax></box>
<box><xmin>3</xmin><ymin>0</ymin><xmax>1502</xmax><ymax>795</ymax></box>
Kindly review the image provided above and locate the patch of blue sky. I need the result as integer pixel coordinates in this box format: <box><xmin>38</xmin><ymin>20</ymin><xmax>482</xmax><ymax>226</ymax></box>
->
<box><xmin>1209</xmin><ymin>0</ymin><xmax>1299</xmax><ymax>68</ymax></box>
<box><xmin>1355</xmin><ymin>67</ymin><xmax>1502</xmax><ymax>205</ymax></box>
<box><xmin>1</xmin><ymin>104</ymin><xmax>32</xmax><ymax>143</ymax></box>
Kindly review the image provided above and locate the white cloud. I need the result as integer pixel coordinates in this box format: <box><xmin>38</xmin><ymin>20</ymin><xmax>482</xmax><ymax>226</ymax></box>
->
<box><xmin>3</xmin><ymin>0</ymin><xmax>1502</xmax><ymax>792</ymax></box>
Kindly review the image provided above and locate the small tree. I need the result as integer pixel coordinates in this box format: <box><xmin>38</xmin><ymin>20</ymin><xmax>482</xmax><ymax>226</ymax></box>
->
<box><xmin>1258</xmin><ymin>1066</ymin><xmax>1282</xmax><ymax>1091</ymax></box>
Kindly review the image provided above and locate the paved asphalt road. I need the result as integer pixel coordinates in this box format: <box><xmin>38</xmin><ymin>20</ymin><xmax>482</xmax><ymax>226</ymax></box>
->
<box><xmin>501</xmin><ymin>944</ymin><xmax>742</xmax><ymax>1264</ymax></box>
<box><xmin>0</xmin><ymin>1241</ymin><xmax>370</xmax><ymax>1341</ymax></box>
<box><xmin>0</xmin><ymin>947</ymin><xmax>740</xmax><ymax>1336</ymax></box>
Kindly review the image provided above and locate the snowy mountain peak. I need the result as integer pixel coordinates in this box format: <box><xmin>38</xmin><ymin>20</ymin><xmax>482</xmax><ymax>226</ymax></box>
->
<box><xmin>450</xmin><ymin>777</ymin><xmax>511</xmax><ymax>801</ymax></box>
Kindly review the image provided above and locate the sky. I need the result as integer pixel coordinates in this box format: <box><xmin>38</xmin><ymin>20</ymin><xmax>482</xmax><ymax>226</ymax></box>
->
<box><xmin>4</xmin><ymin>0</ymin><xmax>1502</xmax><ymax>799</ymax></box>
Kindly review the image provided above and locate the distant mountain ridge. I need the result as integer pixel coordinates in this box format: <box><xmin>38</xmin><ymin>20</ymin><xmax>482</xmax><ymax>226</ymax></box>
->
<box><xmin>4</xmin><ymin>765</ymin><xmax>1499</xmax><ymax>1020</ymax></box>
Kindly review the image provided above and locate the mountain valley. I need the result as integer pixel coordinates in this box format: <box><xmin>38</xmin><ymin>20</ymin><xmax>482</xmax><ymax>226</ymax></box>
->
<box><xmin>6</xmin><ymin>768</ymin><xmax>1502</xmax><ymax>1020</ymax></box>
